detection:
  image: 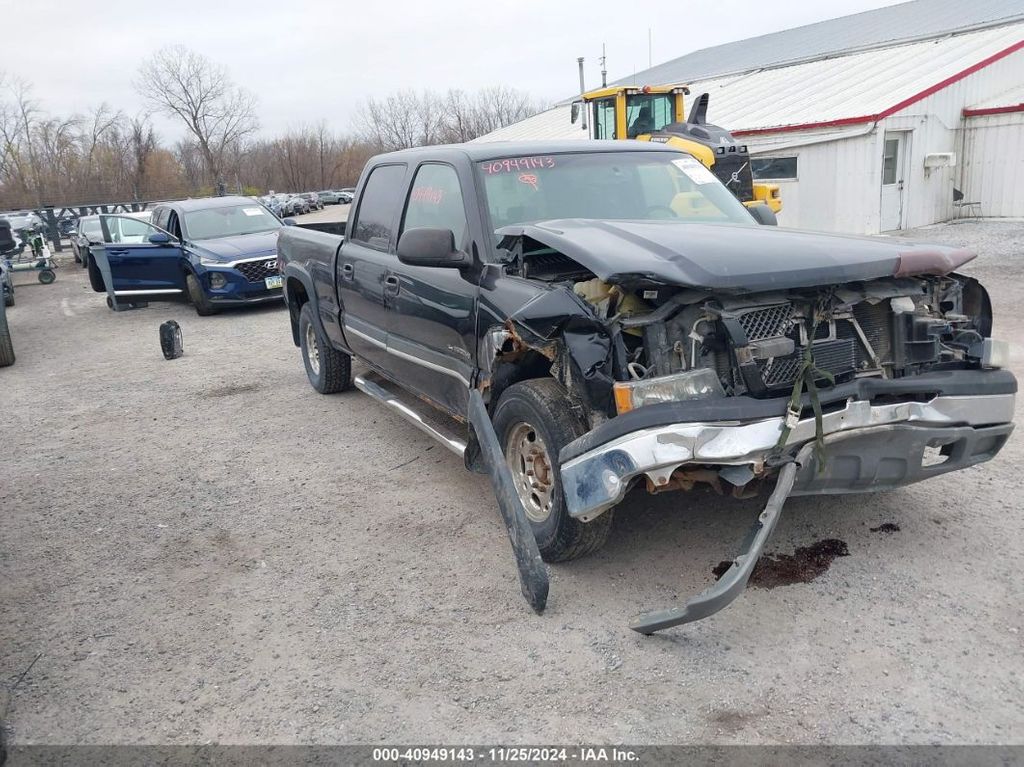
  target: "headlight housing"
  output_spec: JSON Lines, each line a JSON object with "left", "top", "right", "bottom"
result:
{"left": 208, "top": 272, "right": 227, "bottom": 289}
{"left": 613, "top": 368, "right": 725, "bottom": 414}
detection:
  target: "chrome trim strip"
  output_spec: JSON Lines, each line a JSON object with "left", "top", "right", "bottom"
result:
{"left": 201, "top": 254, "right": 278, "bottom": 269}
{"left": 113, "top": 289, "right": 183, "bottom": 295}
{"left": 344, "top": 322, "right": 472, "bottom": 386}
{"left": 354, "top": 374, "right": 466, "bottom": 456}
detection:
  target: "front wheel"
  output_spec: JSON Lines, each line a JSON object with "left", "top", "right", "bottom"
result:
{"left": 492, "top": 378, "right": 613, "bottom": 562}
{"left": 298, "top": 303, "right": 351, "bottom": 393}
{"left": 186, "top": 272, "right": 218, "bottom": 316}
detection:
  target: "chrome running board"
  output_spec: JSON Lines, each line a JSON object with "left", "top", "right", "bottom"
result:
{"left": 354, "top": 371, "right": 467, "bottom": 457}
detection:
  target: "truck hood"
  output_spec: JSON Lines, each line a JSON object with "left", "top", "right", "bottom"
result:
{"left": 187, "top": 230, "right": 280, "bottom": 263}
{"left": 496, "top": 219, "right": 975, "bottom": 292}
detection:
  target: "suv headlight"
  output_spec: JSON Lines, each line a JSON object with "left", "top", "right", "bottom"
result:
{"left": 613, "top": 368, "right": 725, "bottom": 414}
{"left": 208, "top": 272, "right": 227, "bottom": 289}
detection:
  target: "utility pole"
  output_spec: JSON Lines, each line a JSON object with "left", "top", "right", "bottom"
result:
{"left": 600, "top": 44, "right": 607, "bottom": 88}
{"left": 577, "top": 57, "right": 587, "bottom": 131}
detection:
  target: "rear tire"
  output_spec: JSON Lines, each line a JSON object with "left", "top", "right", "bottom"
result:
{"left": 299, "top": 303, "right": 351, "bottom": 393}
{"left": 186, "top": 272, "right": 218, "bottom": 316}
{"left": 0, "top": 303, "right": 15, "bottom": 367}
{"left": 492, "top": 378, "right": 613, "bottom": 562}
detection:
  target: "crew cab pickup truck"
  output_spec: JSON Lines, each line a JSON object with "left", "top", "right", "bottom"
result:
{"left": 87, "top": 196, "right": 284, "bottom": 315}
{"left": 279, "top": 140, "right": 1015, "bottom": 631}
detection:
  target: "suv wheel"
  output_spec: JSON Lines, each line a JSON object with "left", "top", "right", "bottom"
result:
{"left": 492, "top": 378, "right": 613, "bottom": 562}
{"left": 299, "top": 303, "right": 351, "bottom": 393}
{"left": 186, "top": 272, "right": 218, "bottom": 316}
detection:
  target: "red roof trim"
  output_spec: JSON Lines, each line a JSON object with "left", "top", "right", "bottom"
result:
{"left": 963, "top": 103, "right": 1024, "bottom": 117}
{"left": 733, "top": 37, "right": 1024, "bottom": 137}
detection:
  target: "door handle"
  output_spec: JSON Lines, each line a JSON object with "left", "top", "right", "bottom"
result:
{"left": 383, "top": 274, "right": 400, "bottom": 296}
{"left": 341, "top": 263, "right": 354, "bottom": 280}
{"left": 107, "top": 249, "right": 129, "bottom": 256}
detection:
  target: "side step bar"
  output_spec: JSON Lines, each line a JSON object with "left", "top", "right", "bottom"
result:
{"left": 354, "top": 372, "right": 467, "bottom": 457}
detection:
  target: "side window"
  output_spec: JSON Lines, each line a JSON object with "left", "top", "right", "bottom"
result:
{"left": 351, "top": 164, "right": 407, "bottom": 249}
{"left": 101, "top": 216, "right": 165, "bottom": 244}
{"left": 400, "top": 164, "right": 468, "bottom": 247}
{"left": 593, "top": 98, "right": 617, "bottom": 140}
{"left": 167, "top": 212, "right": 183, "bottom": 240}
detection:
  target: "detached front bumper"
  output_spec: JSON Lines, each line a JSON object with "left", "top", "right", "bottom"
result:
{"left": 559, "top": 370, "right": 1016, "bottom": 521}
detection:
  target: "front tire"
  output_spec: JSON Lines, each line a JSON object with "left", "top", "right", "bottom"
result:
{"left": 186, "top": 272, "right": 218, "bottom": 316}
{"left": 492, "top": 378, "right": 613, "bottom": 562}
{"left": 298, "top": 303, "right": 351, "bottom": 393}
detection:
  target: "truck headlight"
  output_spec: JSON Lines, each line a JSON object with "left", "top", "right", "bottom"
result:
{"left": 613, "top": 368, "right": 725, "bottom": 414}
{"left": 208, "top": 272, "right": 227, "bottom": 289}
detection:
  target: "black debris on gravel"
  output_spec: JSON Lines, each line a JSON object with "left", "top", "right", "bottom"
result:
{"left": 713, "top": 538, "right": 850, "bottom": 589}
{"left": 870, "top": 523, "right": 902, "bottom": 533}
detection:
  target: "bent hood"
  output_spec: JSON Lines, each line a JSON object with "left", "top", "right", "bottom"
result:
{"left": 496, "top": 219, "right": 975, "bottom": 292}
{"left": 187, "top": 230, "right": 280, "bottom": 263}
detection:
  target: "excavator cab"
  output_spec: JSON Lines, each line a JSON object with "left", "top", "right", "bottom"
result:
{"left": 577, "top": 86, "right": 782, "bottom": 214}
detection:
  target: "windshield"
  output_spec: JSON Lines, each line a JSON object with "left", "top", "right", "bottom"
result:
{"left": 477, "top": 151, "right": 753, "bottom": 231}
{"left": 182, "top": 204, "right": 280, "bottom": 240}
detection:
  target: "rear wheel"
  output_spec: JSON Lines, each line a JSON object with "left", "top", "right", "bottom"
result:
{"left": 492, "top": 378, "right": 613, "bottom": 562}
{"left": 38, "top": 269, "right": 55, "bottom": 284}
{"left": 0, "top": 303, "right": 15, "bottom": 367}
{"left": 186, "top": 272, "right": 218, "bottom": 316}
{"left": 299, "top": 303, "right": 351, "bottom": 393}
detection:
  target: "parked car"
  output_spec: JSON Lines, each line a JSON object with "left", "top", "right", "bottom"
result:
{"left": 316, "top": 190, "right": 343, "bottom": 205}
{"left": 336, "top": 190, "right": 354, "bottom": 204}
{"left": 0, "top": 221, "right": 15, "bottom": 307}
{"left": 71, "top": 215, "right": 104, "bottom": 266}
{"left": 260, "top": 195, "right": 284, "bottom": 217}
{"left": 283, "top": 196, "right": 309, "bottom": 216}
{"left": 298, "top": 192, "right": 323, "bottom": 211}
{"left": 277, "top": 141, "right": 1015, "bottom": 632}
{"left": 87, "top": 196, "right": 284, "bottom": 316}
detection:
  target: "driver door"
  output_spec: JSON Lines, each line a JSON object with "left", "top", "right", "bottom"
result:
{"left": 95, "top": 215, "right": 185, "bottom": 299}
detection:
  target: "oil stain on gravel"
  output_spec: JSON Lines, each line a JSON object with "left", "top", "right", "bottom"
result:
{"left": 202, "top": 382, "right": 264, "bottom": 398}
{"left": 713, "top": 539, "right": 850, "bottom": 588}
{"left": 870, "top": 522, "right": 901, "bottom": 533}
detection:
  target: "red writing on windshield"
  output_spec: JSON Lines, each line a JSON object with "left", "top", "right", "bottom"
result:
{"left": 410, "top": 186, "right": 444, "bottom": 205}
{"left": 518, "top": 173, "right": 538, "bottom": 190}
{"left": 482, "top": 157, "right": 555, "bottom": 174}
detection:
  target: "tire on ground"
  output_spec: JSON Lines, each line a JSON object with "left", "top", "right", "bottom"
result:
{"left": 186, "top": 272, "right": 218, "bottom": 316}
{"left": 0, "top": 303, "right": 15, "bottom": 367}
{"left": 298, "top": 302, "right": 351, "bottom": 393}
{"left": 492, "top": 377, "right": 613, "bottom": 562}
{"left": 86, "top": 255, "right": 106, "bottom": 292}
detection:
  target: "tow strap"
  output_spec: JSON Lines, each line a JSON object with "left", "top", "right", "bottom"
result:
{"left": 773, "top": 307, "right": 835, "bottom": 472}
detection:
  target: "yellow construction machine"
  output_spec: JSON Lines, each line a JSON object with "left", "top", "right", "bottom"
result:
{"left": 574, "top": 85, "right": 782, "bottom": 213}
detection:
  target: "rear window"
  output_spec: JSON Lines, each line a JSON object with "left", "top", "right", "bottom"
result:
{"left": 351, "top": 164, "right": 407, "bottom": 249}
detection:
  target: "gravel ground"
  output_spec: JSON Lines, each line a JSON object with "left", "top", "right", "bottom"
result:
{"left": 1, "top": 220, "right": 1022, "bottom": 746}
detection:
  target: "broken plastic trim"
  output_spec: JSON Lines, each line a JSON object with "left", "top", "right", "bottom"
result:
{"left": 466, "top": 389, "right": 549, "bottom": 613}
{"left": 629, "top": 446, "right": 807, "bottom": 634}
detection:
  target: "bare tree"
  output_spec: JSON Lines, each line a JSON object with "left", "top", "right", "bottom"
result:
{"left": 135, "top": 45, "right": 258, "bottom": 189}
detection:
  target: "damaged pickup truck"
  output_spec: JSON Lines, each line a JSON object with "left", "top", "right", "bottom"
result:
{"left": 278, "top": 141, "right": 1015, "bottom": 633}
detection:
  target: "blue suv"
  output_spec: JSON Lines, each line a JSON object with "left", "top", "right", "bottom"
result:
{"left": 87, "top": 196, "right": 285, "bottom": 315}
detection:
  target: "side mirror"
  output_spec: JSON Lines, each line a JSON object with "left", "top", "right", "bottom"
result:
{"left": 282, "top": 217, "right": 297, "bottom": 226}
{"left": 148, "top": 232, "right": 172, "bottom": 244}
{"left": 397, "top": 228, "right": 468, "bottom": 269}
{"left": 570, "top": 102, "right": 580, "bottom": 124}
{"left": 748, "top": 203, "right": 778, "bottom": 226}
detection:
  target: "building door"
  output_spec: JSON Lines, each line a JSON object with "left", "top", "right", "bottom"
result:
{"left": 880, "top": 132, "right": 909, "bottom": 230}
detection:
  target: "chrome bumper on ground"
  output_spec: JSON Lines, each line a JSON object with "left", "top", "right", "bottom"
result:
{"left": 559, "top": 393, "right": 1016, "bottom": 521}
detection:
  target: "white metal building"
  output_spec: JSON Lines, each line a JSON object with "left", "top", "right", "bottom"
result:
{"left": 475, "top": 0, "right": 1024, "bottom": 233}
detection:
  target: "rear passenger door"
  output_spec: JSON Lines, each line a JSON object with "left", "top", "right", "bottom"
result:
{"left": 336, "top": 163, "right": 408, "bottom": 370}
{"left": 385, "top": 162, "right": 478, "bottom": 415}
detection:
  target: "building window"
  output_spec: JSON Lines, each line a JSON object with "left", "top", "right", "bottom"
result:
{"left": 751, "top": 156, "right": 798, "bottom": 181}
{"left": 882, "top": 138, "right": 899, "bottom": 185}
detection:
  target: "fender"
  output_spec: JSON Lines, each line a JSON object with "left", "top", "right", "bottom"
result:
{"left": 282, "top": 262, "right": 352, "bottom": 353}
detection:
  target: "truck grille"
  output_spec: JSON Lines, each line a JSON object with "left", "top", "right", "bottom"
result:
{"left": 737, "top": 304, "right": 794, "bottom": 341}
{"left": 758, "top": 338, "right": 857, "bottom": 387}
{"left": 235, "top": 258, "right": 278, "bottom": 283}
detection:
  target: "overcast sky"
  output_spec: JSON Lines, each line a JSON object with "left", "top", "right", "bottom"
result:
{"left": 4, "top": 0, "right": 907, "bottom": 140}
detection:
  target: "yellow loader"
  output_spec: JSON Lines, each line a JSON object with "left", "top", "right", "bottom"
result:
{"left": 574, "top": 85, "right": 782, "bottom": 213}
